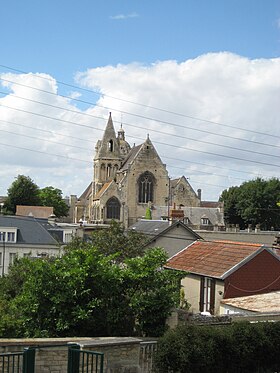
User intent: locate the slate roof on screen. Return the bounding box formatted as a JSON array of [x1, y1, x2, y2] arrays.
[[0, 215, 59, 245], [119, 144, 142, 171], [165, 240, 265, 279], [220, 291, 280, 313], [79, 182, 93, 200], [129, 219, 201, 241]]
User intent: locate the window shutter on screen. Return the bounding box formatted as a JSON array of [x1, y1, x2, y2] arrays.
[[199, 277, 205, 312]]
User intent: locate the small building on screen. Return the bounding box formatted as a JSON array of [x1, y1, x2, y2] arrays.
[[0, 215, 77, 275], [129, 219, 201, 258], [165, 240, 280, 315]]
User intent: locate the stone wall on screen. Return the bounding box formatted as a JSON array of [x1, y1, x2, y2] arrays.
[[0, 337, 157, 373]]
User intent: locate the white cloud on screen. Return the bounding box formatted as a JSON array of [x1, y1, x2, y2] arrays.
[[110, 12, 139, 20], [0, 52, 280, 202]]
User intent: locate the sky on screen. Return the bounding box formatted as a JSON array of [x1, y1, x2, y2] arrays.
[[0, 0, 280, 202]]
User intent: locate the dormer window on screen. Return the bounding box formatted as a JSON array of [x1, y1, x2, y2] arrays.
[[201, 217, 209, 225], [0, 228, 17, 243]]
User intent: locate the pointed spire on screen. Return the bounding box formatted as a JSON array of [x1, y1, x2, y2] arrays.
[[96, 113, 121, 159]]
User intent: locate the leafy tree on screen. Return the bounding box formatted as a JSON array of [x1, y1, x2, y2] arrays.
[[4, 175, 41, 214], [39, 186, 69, 217], [75, 220, 148, 262], [0, 236, 183, 338], [220, 177, 280, 230]]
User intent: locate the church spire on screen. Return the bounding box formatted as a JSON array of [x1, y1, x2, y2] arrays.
[[96, 112, 121, 159]]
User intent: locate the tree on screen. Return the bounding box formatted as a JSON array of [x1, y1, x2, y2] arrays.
[[75, 220, 148, 262], [220, 177, 280, 230], [4, 175, 41, 214], [0, 227, 183, 338], [39, 186, 69, 218]]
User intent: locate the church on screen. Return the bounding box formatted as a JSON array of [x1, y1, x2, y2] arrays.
[[74, 113, 224, 229]]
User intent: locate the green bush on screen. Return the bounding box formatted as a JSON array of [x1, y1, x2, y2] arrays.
[[154, 322, 280, 373]]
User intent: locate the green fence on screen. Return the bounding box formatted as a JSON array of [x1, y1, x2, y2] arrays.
[[0, 344, 103, 373], [68, 344, 104, 373], [0, 347, 35, 373]]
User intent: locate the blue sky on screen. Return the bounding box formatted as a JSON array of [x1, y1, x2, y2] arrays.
[[0, 0, 280, 202], [2, 0, 279, 79]]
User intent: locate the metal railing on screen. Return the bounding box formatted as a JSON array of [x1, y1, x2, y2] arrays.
[[68, 344, 104, 373], [0, 348, 35, 373]]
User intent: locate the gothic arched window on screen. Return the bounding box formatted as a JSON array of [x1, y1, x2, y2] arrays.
[[106, 197, 121, 219], [138, 172, 154, 203]]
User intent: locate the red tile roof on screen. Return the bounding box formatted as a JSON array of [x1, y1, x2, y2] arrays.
[[165, 240, 264, 279]]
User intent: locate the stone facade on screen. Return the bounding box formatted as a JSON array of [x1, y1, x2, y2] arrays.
[[75, 114, 223, 228]]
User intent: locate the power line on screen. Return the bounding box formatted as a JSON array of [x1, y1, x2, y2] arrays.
[[1, 102, 280, 169], [0, 119, 94, 144], [1, 117, 275, 180], [0, 66, 278, 141], [0, 141, 91, 164], [1, 89, 280, 160], [0, 128, 92, 152]]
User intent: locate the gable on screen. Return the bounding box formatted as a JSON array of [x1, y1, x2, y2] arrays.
[[165, 240, 264, 279], [224, 249, 280, 298]]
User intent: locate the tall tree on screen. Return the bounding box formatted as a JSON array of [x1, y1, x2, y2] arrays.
[[39, 186, 69, 218], [220, 178, 280, 230], [4, 175, 41, 214]]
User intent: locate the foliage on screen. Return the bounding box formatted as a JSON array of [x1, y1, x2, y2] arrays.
[[154, 322, 280, 373], [4, 175, 41, 214], [145, 207, 152, 220], [71, 220, 149, 262], [39, 186, 69, 217], [3, 175, 69, 217], [220, 177, 280, 230], [0, 239, 183, 338]]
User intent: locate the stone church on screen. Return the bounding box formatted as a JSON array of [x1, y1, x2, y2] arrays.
[[74, 113, 224, 229]]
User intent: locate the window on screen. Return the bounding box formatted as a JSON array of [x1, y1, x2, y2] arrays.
[[9, 253, 16, 266], [7, 232, 15, 242], [0, 252, 2, 266], [106, 197, 121, 219], [0, 232, 6, 242], [0, 229, 17, 243], [199, 277, 216, 314], [108, 140, 114, 152], [201, 217, 209, 225], [138, 172, 154, 203]]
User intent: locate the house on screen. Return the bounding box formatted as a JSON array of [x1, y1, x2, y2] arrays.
[[0, 215, 77, 275], [220, 291, 280, 315], [129, 219, 202, 258], [74, 113, 223, 228], [165, 240, 280, 315]]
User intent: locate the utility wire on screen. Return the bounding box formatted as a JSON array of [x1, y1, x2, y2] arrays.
[[1, 77, 280, 150], [0, 65, 278, 140], [0, 119, 94, 144], [1, 118, 274, 181], [1, 102, 280, 169], [1, 90, 280, 159]]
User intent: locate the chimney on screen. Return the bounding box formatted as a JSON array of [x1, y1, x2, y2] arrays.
[[197, 189, 201, 200]]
